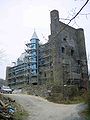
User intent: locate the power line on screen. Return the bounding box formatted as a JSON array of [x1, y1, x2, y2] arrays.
[[80, 13, 90, 15], [68, 0, 89, 24], [59, 18, 70, 21]]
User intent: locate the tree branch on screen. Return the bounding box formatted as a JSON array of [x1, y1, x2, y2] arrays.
[[54, 0, 90, 37]]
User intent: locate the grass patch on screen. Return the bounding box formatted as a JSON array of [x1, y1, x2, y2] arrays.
[[81, 109, 90, 120], [47, 94, 85, 104], [64, 96, 85, 104], [13, 102, 29, 120]]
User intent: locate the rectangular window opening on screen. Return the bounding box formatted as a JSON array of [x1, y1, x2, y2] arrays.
[[62, 47, 65, 53]]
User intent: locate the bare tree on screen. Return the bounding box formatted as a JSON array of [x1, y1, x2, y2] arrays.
[[54, 0, 90, 39], [0, 49, 5, 62]]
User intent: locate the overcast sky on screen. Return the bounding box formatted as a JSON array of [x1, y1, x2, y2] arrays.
[[0, 0, 90, 79]]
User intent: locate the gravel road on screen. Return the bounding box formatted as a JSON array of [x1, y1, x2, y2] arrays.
[[7, 94, 86, 120]]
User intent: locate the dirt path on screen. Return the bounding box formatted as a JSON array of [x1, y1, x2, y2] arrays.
[[7, 94, 86, 120]]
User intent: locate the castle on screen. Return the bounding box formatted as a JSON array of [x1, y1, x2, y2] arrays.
[[6, 10, 88, 90]]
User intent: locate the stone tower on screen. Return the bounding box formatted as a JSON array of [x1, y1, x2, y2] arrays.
[[49, 10, 88, 89]]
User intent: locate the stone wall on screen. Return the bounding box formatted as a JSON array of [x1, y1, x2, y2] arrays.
[[48, 10, 88, 88]]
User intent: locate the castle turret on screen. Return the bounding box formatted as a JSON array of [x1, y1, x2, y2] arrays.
[[26, 30, 39, 84], [77, 28, 88, 89], [50, 10, 59, 34]]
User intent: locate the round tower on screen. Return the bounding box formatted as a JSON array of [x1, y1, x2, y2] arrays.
[[50, 10, 59, 34], [26, 31, 39, 84], [50, 10, 59, 23]]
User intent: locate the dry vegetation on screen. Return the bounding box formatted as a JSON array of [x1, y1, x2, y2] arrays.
[[0, 93, 28, 120]]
